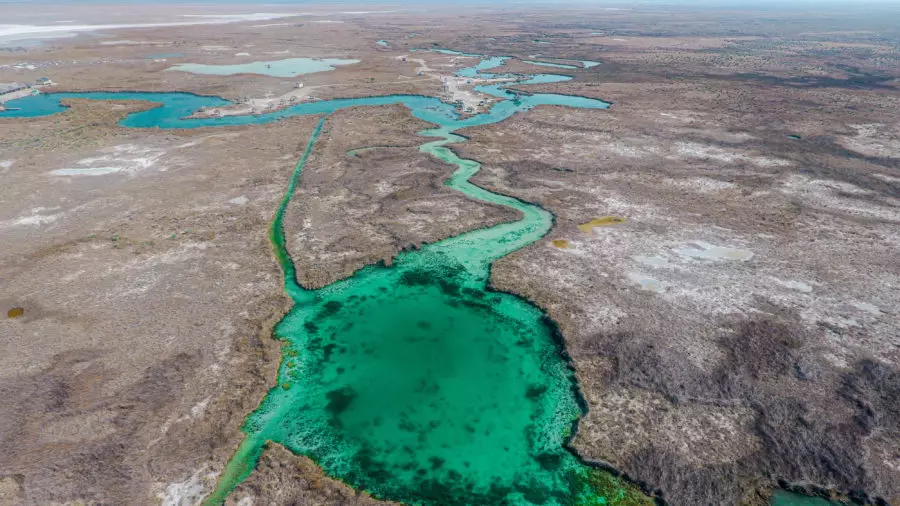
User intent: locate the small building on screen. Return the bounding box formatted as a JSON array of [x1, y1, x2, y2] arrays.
[[295, 82, 304, 89], [33, 77, 55, 87]]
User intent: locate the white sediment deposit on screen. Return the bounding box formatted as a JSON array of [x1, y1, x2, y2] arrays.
[[0, 13, 302, 42], [50, 144, 165, 177]]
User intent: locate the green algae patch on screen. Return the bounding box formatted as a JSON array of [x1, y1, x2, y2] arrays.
[[573, 468, 656, 506], [552, 239, 571, 249], [578, 216, 626, 234], [7, 307, 24, 318]]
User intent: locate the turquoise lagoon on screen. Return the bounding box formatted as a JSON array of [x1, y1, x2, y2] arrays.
[[167, 57, 360, 77], [525, 59, 601, 70], [2, 53, 656, 506], [1, 46, 843, 506], [523, 60, 579, 70], [772, 490, 850, 506], [146, 52, 184, 59]]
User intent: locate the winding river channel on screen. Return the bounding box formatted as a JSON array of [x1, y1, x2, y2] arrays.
[[1, 48, 841, 506], [1, 55, 661, 504]]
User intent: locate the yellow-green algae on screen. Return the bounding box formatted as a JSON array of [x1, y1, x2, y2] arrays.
[[578, 216, 626, 234]]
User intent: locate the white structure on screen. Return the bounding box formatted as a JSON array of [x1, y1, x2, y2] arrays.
[[0, 82, 34, 104], [1, 82, 27, 94]]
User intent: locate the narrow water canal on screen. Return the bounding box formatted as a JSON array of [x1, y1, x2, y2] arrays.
[[3, 54, 665, 505]]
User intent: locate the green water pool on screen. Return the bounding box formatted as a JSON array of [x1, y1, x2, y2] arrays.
[[771, 490, 850, 506], [3, 51, 631, 505], [1, 46, 848, 506]]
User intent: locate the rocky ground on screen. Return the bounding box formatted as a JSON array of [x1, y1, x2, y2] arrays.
[[0, 12, 443, 106], [227, 444, 395, 506], [1, 2, 899, 505], [0, 99, 316, 504], [457, 76, 900, 505], [283, 104, 517, 289]]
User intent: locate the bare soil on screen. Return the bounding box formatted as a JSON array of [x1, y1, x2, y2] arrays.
[[1, 2, 898, 505]]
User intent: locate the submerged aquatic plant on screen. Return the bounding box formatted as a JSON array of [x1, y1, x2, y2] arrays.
[[2, 51, 649, 506]]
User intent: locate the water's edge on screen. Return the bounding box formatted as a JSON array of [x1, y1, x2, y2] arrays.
[[202, 108, 655, 503], [1, 53, 844, 505], [201, 115, 330, 505]]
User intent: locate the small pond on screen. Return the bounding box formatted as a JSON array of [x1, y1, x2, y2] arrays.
[[167, 57, 359, 77]]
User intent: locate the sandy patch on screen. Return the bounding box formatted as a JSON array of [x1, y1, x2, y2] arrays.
[[50, 144, 166, 176], [674, 141, 791, 168]]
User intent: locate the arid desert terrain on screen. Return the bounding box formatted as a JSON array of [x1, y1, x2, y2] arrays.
[[1, 2, 898, 505]]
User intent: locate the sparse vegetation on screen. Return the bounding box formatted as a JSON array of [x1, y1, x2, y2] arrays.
[[1, 2, 897, 505]]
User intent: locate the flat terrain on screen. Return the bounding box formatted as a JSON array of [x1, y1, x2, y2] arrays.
[[1, 2, 898, 505], [0, 99, 314, 503], [283, 104, 516, 288]]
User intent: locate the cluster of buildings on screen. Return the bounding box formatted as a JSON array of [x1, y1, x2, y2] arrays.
[[0, 77, 55, 105]]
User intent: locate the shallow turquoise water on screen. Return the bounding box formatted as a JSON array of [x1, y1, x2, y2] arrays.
[[771, 490, 848, 505], [2, 53, 639, 506], [457, 56, 509, 78], [524, 58, 600, 70], [0, 87, 606, 130], [167, 57, 360, 77], [2, 45, 842, 506], [524, 60, 579, 70], [430, 48, 481, 57], [146, 52, 185, 59], [418, 48, 509, 79]]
